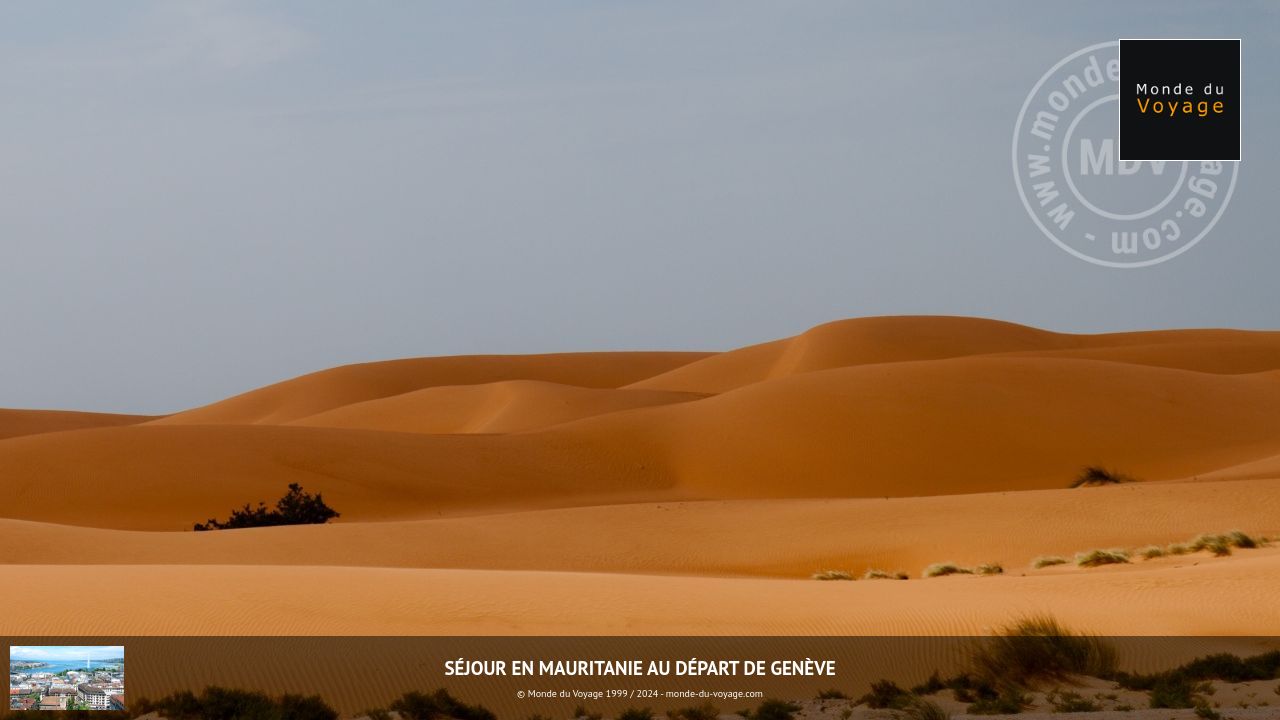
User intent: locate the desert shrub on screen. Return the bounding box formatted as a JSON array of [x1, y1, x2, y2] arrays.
[[393, 690, 496, 720], [966, 687, 1028, 715], [975, 562, 1004, 576], [903, 698, 952, 720], [815, 689, 847, 699], [1075, 548, 1130, 567], [129, 687, 337, 720], [857, 679, 912, 709], [617, 707, 653, 720], [667, 703, 718, 720], [862, 568, 909, 580], [1226, 529, 1260, 548], [1046, 689, 1101, 712], [1176, 651, 1280, 683], [1031, 555, 1068, 569], [970, 615, 1117, 687], [923, 562, 973, 578], [1167, 542, 1193, 555], [1071, 466, 1133, 488], [574, 705, 604, 720], [1148, 675, 1198, 709], [1195, 704, 1223, 719], [811, 569, 853, 580], [947, 674, 999, 704], [751, 699, 801, 720], [1190, 534, 1233, 556], [1139, 544, 1166, 560], [911, 671, 947, 696], [194, 483, 340, 531]]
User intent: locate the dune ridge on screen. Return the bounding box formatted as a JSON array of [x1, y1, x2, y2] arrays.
[[3, 316, 1280, 636]]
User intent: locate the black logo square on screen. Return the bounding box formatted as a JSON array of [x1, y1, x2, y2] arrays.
[[1119, 39, 1240, 161]]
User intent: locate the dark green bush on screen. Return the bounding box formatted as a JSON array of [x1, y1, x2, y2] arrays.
[[194, 483, 340, 531]]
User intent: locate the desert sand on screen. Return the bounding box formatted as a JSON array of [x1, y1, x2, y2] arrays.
[[3, 316, 1280, 637]]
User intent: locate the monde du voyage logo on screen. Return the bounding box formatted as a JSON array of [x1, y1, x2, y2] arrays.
[[1012, 40, 1240, 268]]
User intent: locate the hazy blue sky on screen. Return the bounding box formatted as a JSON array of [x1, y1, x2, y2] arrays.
[[10, 646, 124, 662], [2, 1, 1277, 414]]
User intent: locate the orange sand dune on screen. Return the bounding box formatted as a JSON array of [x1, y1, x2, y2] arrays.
[[4, 478, 1277, 577], [152, 351, 710, 425], [0, 408, 153, 441], [0, 423, 673, 530], [5, 316, 1280, 640], [4, 357, 1280, 530], [616, 357, 1280, 499], [3, 553, 1279, 636], [289, 380, 705, 434], [629, 316, 1280, 393], [991, 339, 1280, 375]]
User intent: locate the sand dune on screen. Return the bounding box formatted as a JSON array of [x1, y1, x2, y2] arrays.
[[3, 553, 1279, 636], [632, 358, 1280, 498], [0, 408, 152, 440], [629, 316, 1280, 393], [4, 357, 1280, 530], [151, 351, 710, 425], [5, 479, 1278, 578], [0, 423, 674, 530], [290, 380, 705, 434], [4, 316, 1280, 640]]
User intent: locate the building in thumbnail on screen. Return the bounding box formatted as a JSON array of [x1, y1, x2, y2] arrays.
[[77, 683, 112, 710]]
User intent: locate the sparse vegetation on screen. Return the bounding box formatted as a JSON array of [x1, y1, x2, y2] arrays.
[[750, 699, 800, 720], [862, 568, 909, 580], [910, 672, 946, 696], [130, 687, 339, 720], [815, 689, 848, 700], [923, 562, 973, 578], [617, 707, 654, 720], [810, 569, 854, 581], [1195, 703, 1224, 719], [1070, 465, 1134, 488], [1031, 555, 1068, 569], [666, 703, 717, 720], [970, 615, 1117, 686], [1139, 544, 1166, 559], [393, 690, 497, 720], [857, 679, 913, 710], [194, 483, 340, 531], [1190, 533, 1233, 556], [903, 698, 951, 720], [1075, 548, 1130, 567], [975, 562, 1004, 576], [1046, 689, 1102, 712], [965, 688, 1028, 715]]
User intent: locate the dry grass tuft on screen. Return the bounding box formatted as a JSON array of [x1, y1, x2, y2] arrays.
[[923, 562, 974, 578], [862, 568, 909, 580], [975, 562, 1004, 576], [1075, 548, 1130, 568]]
